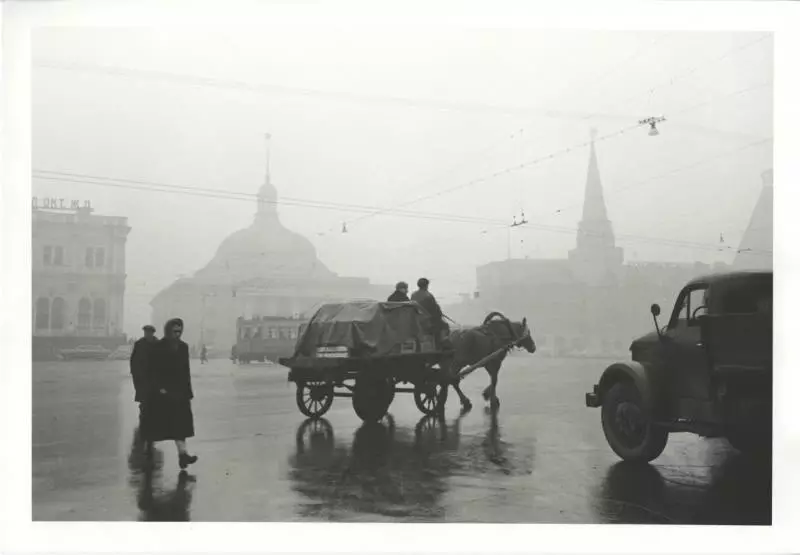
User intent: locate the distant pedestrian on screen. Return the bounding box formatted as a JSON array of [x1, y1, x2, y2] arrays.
[[200, 344, 208, 364], [130, 325, 158, 452], [387, 281, 410, 302], [140, 318, 198, 470]]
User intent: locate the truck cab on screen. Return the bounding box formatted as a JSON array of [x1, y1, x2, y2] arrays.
[[586, 270, 772, 462]]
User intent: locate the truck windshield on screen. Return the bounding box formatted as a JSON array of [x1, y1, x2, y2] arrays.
[[673, 286, 708, 327]]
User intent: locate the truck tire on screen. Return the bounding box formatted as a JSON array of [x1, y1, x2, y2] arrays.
[[601, 381, 668, 463]]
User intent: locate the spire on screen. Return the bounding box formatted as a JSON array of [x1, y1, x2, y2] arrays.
[[256, 133, 278, 222], [580, 128, 609, 223], [568, 128, 624, 285], [733, 168, 773, 270]]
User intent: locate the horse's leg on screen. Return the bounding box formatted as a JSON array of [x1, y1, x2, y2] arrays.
[[482, 370, 491, 401], [451, 361, 473, 411], [452, 379, 472, 412], [487, 361, 501, 411]]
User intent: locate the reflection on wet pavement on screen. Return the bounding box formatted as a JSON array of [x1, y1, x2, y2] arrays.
[[127, 427, 196, 521], [288, 409, 535, 521], [593, 449, 771, 525], [33, 358, 771, 523]]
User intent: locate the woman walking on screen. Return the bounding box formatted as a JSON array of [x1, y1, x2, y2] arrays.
[[141, 318, 198, 470]]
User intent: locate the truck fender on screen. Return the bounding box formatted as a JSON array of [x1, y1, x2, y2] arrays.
[[597, 361, 655, 412]]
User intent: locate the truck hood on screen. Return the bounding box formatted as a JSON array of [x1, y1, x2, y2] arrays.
[[630, 330, 662, 363], [630, 330, 661, 350]]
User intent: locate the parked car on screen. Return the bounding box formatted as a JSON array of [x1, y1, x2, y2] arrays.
[[59, 345, 113, 361]]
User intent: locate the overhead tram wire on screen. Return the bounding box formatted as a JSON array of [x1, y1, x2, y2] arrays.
[[35, 34, 767, 237], [31, 171, 504, 227], [522, 109, 773, 223], [36, 35, 690, 237], [319, 33, 676, 236], [34, 76, 773, 254], [336, 33, 771, 230], [35, 74, 774, 251], [32, 167, 771, 257], [34, 59, 630, 120]]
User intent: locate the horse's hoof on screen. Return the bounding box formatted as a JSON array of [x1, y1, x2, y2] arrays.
[[482, 389, 490, 401]]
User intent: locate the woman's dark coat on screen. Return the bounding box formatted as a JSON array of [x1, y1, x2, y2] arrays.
[[140, 338, 195, 442]]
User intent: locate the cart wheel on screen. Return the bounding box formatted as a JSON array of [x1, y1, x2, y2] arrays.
[[352, 375, 394, 422], [296, 380, 334, 418], [414, 380, 448, 416]]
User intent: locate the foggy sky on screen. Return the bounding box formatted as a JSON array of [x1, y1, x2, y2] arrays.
[[30, 28, 773, 335]]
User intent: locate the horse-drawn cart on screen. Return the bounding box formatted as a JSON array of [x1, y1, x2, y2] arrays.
[[279, 301, 453, 422]]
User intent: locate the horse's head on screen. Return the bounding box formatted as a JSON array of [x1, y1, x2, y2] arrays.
[[483, 312, 536, 354], [512, 317, 536, 354]]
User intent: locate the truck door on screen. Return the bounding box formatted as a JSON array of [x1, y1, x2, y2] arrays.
[[665, 285, 712, 413]]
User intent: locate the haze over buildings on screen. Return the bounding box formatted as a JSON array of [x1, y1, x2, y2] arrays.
[[30, 28, 773, 338]]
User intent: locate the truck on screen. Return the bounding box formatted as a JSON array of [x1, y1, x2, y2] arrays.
[[585, 270, 772, 462]]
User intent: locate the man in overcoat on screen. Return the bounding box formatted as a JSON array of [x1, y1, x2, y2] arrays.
[[130, 325, 158, 423]]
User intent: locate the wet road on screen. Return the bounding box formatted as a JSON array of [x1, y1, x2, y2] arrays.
[[32, 356, 771, 523]]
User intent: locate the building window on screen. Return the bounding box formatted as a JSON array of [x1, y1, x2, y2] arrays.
[[93, 298, 106, 328], [35, 297, 50, 330], [51, 297, 66, 330], [78, 297, 91, 329], [85, 248, 94, 268], [95, 248, 105, 268], [43, 246, 52, 266], [54, 246, 64, 266]]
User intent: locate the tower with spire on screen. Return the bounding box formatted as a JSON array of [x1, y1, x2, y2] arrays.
[[568, 129, 624, 285], [256, 132, 278, 223]]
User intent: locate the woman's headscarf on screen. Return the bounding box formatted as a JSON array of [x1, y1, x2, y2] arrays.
[[163, 318, 184, 339]]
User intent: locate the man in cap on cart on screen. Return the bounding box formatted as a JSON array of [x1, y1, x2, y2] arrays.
[[411, 277, 451, 349]]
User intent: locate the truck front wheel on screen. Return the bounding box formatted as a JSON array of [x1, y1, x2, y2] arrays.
[[601, 381, 668, 463]]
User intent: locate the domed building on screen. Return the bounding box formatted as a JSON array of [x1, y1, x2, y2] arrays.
[[150, 135, 388, 353]]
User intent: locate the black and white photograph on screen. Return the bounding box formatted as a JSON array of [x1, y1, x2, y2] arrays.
[[2, 1, 799, 554]]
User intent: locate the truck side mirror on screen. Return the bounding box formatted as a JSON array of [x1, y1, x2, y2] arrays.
[[650, 304, 661, 317], [650, 303, 663, 338]]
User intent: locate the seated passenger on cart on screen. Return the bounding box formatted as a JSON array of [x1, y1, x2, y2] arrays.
[[411, 277, 451, 350], [387, 281, 410, 302]]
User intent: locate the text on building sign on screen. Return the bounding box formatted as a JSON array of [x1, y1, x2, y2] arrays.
[[32, 197, 92, 211]]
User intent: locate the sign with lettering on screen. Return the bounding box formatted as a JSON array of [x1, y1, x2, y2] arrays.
[[32, 197, 92, 211]]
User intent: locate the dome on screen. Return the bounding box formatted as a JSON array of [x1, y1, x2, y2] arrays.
[[192, 134, 336, 284]]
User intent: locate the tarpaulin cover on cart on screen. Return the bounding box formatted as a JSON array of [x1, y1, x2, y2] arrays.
[[293, 301, 431, 357]]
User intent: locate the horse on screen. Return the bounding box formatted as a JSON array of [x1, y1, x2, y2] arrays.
[[445, 312, 536, 412]]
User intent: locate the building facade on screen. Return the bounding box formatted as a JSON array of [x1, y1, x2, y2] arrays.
[[444, 135, 772, 358], [150, 136, 389, 354], [32, 200, 130, 360]]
